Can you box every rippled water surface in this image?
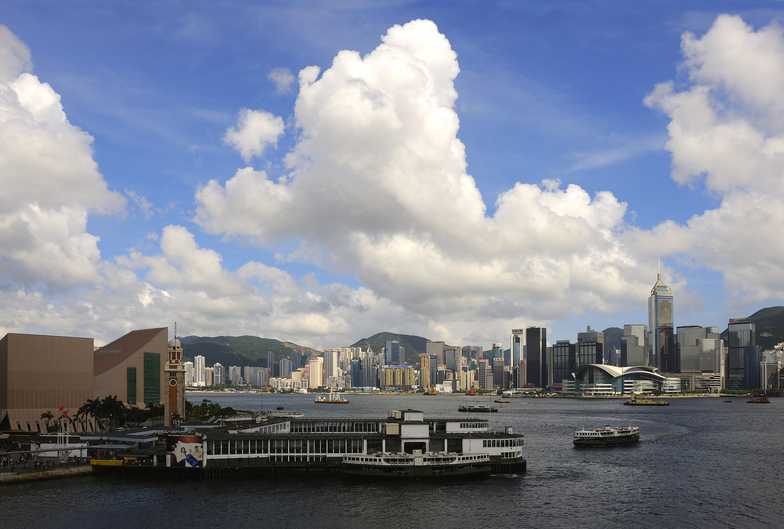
[5,394,782,529]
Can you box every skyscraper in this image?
[426,340,445,366]
[649,271,676,372]
[526,327,547,388]
[577,327,604,367]
[419,354,431,389]
[267,351,275,377]
[727,319,755,389]
[385,340,404,365]
[511,329,524,367]
[621,324,647,367]
[194,355,206,387]
[551,340,576,388]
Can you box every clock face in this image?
[169,379,177,386]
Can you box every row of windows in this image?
[459,422,484,429]
[207,438,365,456]
[482,438,523,448]
[289,421,380,434]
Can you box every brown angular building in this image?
[0,333,94,432]
[0,327,169,432]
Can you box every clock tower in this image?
[164,327,186,426]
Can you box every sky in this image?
[2,1,784,348]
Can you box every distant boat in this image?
[458,402,498,413]
[573,425,640,447]
[723,400,732,403]
[314,392,350,404]
[276,406,284,410]
[494,398,510,404]
[747,396,770,403]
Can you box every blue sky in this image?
[2,1,784,348]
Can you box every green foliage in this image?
[185,400,240,420]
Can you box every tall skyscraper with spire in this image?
[648,269,677,372]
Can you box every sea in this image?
[3,393,782,529]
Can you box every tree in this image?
[40,410,55,433]
[97,395,125,431]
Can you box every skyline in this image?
[2,2,784,348]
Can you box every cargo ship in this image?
[89,409,525,478]
[314,392,350,404]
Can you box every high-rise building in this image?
[323,349,339,380]
[577,327,604,366]
[511,329,524,367]
[727,319,755,389]
[349,357,361,388]
[493,358,505,389]
[194,355,206,387]
[308,357,324,388]
[551,340,576,389]
[213,363,224,385]
[279,358,292,379]
[677,326,721,373]
[419,354,431,389]
[526,327,547,388]
[444,347,461,372]
[385,340,404,366]
[426,340,445,367]
[292,351,303,371]
[649,272,676,372]
[266,351,275,377]
[478,359,489,389]
[621,324,647,367]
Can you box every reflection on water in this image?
[4,394,783,529]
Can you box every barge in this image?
[90,409,525,478]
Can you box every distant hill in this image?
[180,335,322,369]
[350,332,429,364]
[721,306,784,351]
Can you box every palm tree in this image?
[97,395,125,431]
[40,410,54,433]
[78,397,102,431]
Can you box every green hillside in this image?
[350,332,429,364]
[181,335,321,369]
[723,306,784,351]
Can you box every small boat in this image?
[314,391,350,404]
[458,402,498,413]
[747,396,770,403]
[723,400,732,403]
[341,451,492,479]
[494,398,510,403]
[202,399,211,403]
[573,425,640,447]
[276,406,284,410]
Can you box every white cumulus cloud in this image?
[223,108,285,162]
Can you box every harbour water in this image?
[4,393,782,528]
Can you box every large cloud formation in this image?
[640,15,784,307]
[2,15,784,347]
[195,20,644,341]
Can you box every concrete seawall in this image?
[0,465,93,484]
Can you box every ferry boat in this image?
[459,402,498,413]
[89,409,525,478]
[494,398,511,404]
[747,396,770,403]
[573,425,640,447]
[314,392,350,404]
[341,451,492,479]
